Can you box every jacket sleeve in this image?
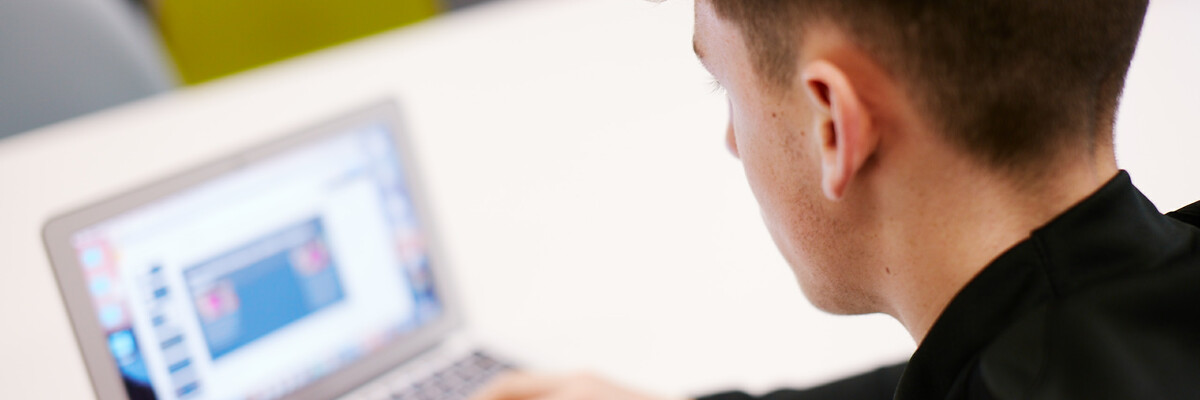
[695,362,907,400]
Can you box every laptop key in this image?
[390,351,510,400]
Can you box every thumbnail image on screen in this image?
[186,218,347,360]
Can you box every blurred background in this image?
[0,1,1197,399]
[0,0,490,139]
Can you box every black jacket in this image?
[700,171,1200,400]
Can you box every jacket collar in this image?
[894,171,1184,399]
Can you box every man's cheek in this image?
[741,159,784,214]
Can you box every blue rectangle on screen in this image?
[185,218,345,360]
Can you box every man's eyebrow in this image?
[692,37,705,61]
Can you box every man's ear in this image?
[801,60,876,201]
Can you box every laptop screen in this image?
[66,122,442,399]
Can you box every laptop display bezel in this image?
[42,99,465,400]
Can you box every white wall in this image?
[1114,0,1200,212]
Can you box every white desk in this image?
[1,0,1197,398]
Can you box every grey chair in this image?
[0,0,176,140]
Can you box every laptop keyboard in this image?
[387,351,513,400]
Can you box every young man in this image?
[472,0,1200,399]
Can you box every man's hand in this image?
[469,371,684,400]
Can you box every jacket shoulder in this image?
[975,263,1200,400]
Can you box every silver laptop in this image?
[43,100,512,400]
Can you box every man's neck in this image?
[879,150,1119,343]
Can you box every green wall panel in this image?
[157,0,439,84]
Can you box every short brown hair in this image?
[708,0,1148,172]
